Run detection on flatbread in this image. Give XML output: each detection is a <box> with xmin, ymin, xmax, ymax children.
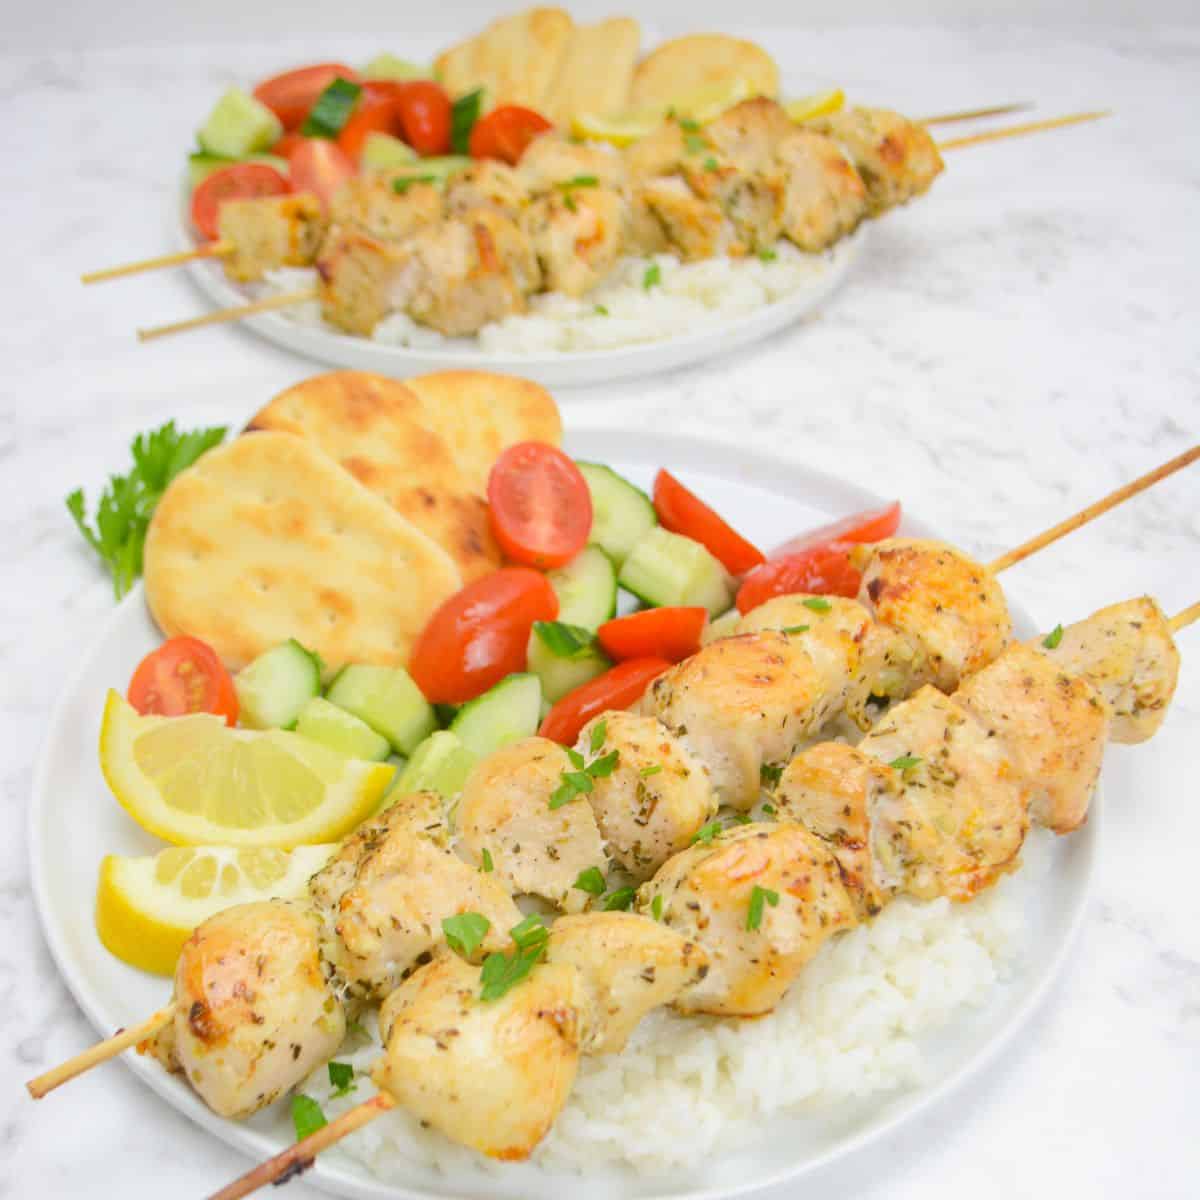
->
<box><xmin>436</xmin><ymin>7</ymin><xmax>574</xmax><ymax>110</ymax></box>
<box><xmin>247</xmin><ymin>372</ymin><xmax>502</xmax><ymax>582</ymax></box>
<box><xmin>630</xmin><ymin>34</ymin><xmax>779</xmax><ymax>110</ymax></box>
<box><xmin>143</xmin><ymin>432</ymin><xmax>462</xmax><ymax>672</ymax></box>
<box><xmin>542</xmin><ymin>17</ymin><xmax>640</xmax><ymax>124</ymax></box>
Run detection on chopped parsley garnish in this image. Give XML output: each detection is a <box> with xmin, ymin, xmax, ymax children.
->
<box><xmin>1042</xmin><ymin>624</ymin><xmax>1064</xmax><ymax>649</ymax></box>
<box><xmin>563</xmin><ymin>192</ymin><xmax>577</xmax><ymax>211</ymax></box>
<box><xmin>889</xmin><ymin>754</ymin><xmax>923</xmax><ymax>771</ymax></box>
<box><xmin>479</xmin><ymin>847</ymin><xmax>494</xmax><ymax>873</ymax></box>
<box><xmin>550</xmin><ymin>734</ymin><xmax>620</xmax><ymax>809</ymax></box>
<box><xmin>442</xmin><ymin>912</ymin><xmax>491</xmax><ymax>959</ymax></box>
<box><xmin>802</xmin><ymin>597</ymin><xmax>832</xmax><ymax>612</ymax></box>
<box><xmin>594</xmin><ymin>304</ymin><xmax>609</xmax><ymax>316</ymax></box>
<box><xmin>691</xmin><ymin>820</ymin><xmax>723</xmax><ymax>845</ymax></box>
<box><xmin>574</xmin><ymin>866</ymin><xmax>606</xmax><ymax>896</ymax></box>
<box><xmin>757</xmin><ymin>247</ymin><xmax>778</xmax><ymax>262</ymax></box>
<box><xmin>703</xmin><ymin>156</ymin><xmax>719</xmax><ymax>172</ymax></box>
<box><xmin>651</xmin><ymin>893</ymin><xmax>664</xmax><ymax>921</ymax></box>
<box><xmin>327</xmin><ymin>1061</ymin><xmax>356</xmax><ymax>1098</ymax></box>
<box><xmin>450</xmin><ymin>88</ymin><xmax>484</xmax><ymax>154</ymax></box>
<box><xmin>557</xmin><ymin>174</ymin><xmax>599</xmax><ymax>191</ymax></box>
<box><xmin>291</xmin><ymin>1094</ymin><xmax>327</xmax><ymax>1141</ymax></box>
<box><xmin>301</xmin><ymin>77</ymin><xmax>362</xmax><ymax>138</ymax></box>
<box><xmin>601</xmin><ymin>886</ymin><xmax>636</xmax><ymax>911</ymax></box>
<box><xmin>761</xmin><ymin>802</ymin><xmax>776</xmax><ymax>815</ymax></box>
<box><xmin>534</xmin><ymin>620</ymin><xmax>596</xmax><ymax>658</ymax></box>
<box><xmin>761</xmin><ymin>763</ymin><xmax>783</xmax><ymax>788</ymax></box>
<box><xmin>510</xmin><ymin>914</ymin><xmax>550</xmax><ymax>950</ymax></box>
<box><xmin>746</xmin><ymin>885</ymin><xmax>780</xmax><ymax>931</ymax></box>
<box><xmin>392</xmin><ymin>174</ymin><xmax>438</xmax><ymax>193</ymax></box>
<box><xmin>781</xmin><ymin>624</ymin><xmax>809</xmax><ymax>635</ymax></box>
<box><xmin>684</xmin><ymin>133</ymin><xmax>708</xmax><ymax>154</ymax></box>
<box><xmin>479</xmin><ymin>916</ymin><xmax>549</xmax><ymax>1002</ymax></box>
<box><xmin>639</xmin><ymin>764</ymin><xmax>663</xmax><ymax>778</ymax></box>
<box><xmin>589</xmin><ymin>749</ymin><xmax>620</xmax><ymax>777</ymax></box>
<box><xmin>678</xmin><ymin>116</ymin><xmax>701</xmax><ymax>132</ymax></box>
<box><xmin>732</xmin><ymin>812</ymin><xmax>752</xmax><ymax>825</ymax></box>
<box><xmin>590</xmin><ymin>719</ymin><xmax>609</xmax><ymax>754</ymax></box>
<box><xmin>643</xmin><ymin>263</ymin><xmax>662</xmax><ymax>290</ymax></box>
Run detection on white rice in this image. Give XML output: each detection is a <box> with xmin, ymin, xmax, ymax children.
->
<box><xmin>301</xmin><ymin>829</ymin><xmax>1052</xmax><ymax>1181</ymax></box>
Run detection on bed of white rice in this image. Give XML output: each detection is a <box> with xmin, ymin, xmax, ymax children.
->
<box><xmin>300</xmin><ymin>828</ymin><xmax>1051</xmax><ymax>1182</ymax></box>
<box><xmin>258</xmin><ymin>238</ymin><xmax>843</xmax><ymax>356</ymax></box>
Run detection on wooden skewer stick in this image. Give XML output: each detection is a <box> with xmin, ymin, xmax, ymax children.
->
<box><xmin>137</xmin><ymin>287</ymin><xmax>319</xmax><ymax>343</ymax></box>
<box><xmin>208</xmin><ymin>1092</ymin><xmax>398</xmax><ymax>1200</ymax></box>
<box><xmin>938</xmin><ymin>110</ymin><xmax>1110</xmax><ymax>152</ymax></box>
<box><xmin>920</xmin><ymin>101</ymin><xmax>1031</xmax><ymax>126</ymax></box>
<box><xmin>81</xmin><ymin>241</ymin><xmax>233</xmax><ymax>285</ymax></box>
<box><xmin>988</xmin><ymin>444</ymin><xmax>1200</xmax><ymax>574</ymax></box>
<box><xmin>1169</xmin><ymin>602</ymin><xmax>1200</xmax><ymax>635</ymax></box>
<box><xmin>25</xmin><ymin>1003</ymin><xmax>175</xmax><ymax>1099</ymax></box>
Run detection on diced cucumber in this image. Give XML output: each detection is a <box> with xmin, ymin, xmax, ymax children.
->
<box><xmin>576</xmin><ymin>462</ymin><xmax>658</xmax><ymax>568</ymax></box>
<box><xmin>450</xmin><ymin>673</ymin><xmax>542</xmax><ymax>759</ymax></box>
<box><xmin>360</xmin><ymin>132</ymin><xmax>418</xmax><ymax>172</ymax></box>
<box><xmin>234</xmin><ymin>640</ymin><xmax>321</xmax><ymax>730</ymax></box>
<box><xmin>547</xmin><ymin>546</ymin><xmax>617</xmax><ymax>630</ymax></box>
<box><xmin>325</xmin><ymin>664</ymin><xmax>436</xmax><ymax>754</ymax></box>
<box><xmin>396</xmin><ymin>731</ymin><xmax>478</xmax><ymax>797</ymax></box>
<box><xmin>387</xmin><ymin>156</ymin><xmax>472</xmax><ymax>189</ymax></box>
<box><xmin>187</xmin><ymin>152</ymin><xmax>288</xmax><ymax>189</ymax></box>
<box><xmin>527</xmin><ymin>622</ymin><xmax>612</xmax><ymax>703</ymax></box>
<box><xmin>619</xmin><ymin>527</ymin><xmax>734</xmax><ymax>617</ymax></box>
<box><xmin>701</xmin><ymin>608</ymin><xmax>743</xmax><ymax>645</ymax></box>
<box><xmin>197</xmin><ymin>87</ymin><xmax>283</xmax><ymax>158</ymax></box>
<box><xmin>363</xmin><ymin>53</ymin><xmax>433</xmax><ymax>81</ymax></box>
<box><xmin>294</xmin><ymin>697</ymin><xmax>391</xmax><ymax>761</ymax></box>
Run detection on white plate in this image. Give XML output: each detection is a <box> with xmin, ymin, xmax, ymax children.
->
<box><xmin>31</xmin><ymin>427</ymin><xmax>1095</xmax><ymax>1200</ymax></box>
<box><xmin>176</xmin><ymin>204</ymin><xmax>865</xmax><ymax>388</ymax></box>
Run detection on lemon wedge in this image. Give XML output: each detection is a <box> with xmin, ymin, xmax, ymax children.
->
<box><xmin>678</xmin><ymin>75</ymin><xmax>754</xmax><ymax>123</ymax></box>
<box><xmin>96</xmin><ymin>844</ymin><xmax>336</xmax><ymax>975</ymax></box>
<box><xmin>573</xmin><ymin>77</ymin><xmax>757</xmax><ymax>147</ymax></box>
<box><xmin>99</xmin><ymin>691</ymin><xmax>394</xmax><ymax>847</ymax></box>
<box><xmin>784</xmin><ymin>88</ymin><xmax>846</xmax><ymax>123</ymax></box>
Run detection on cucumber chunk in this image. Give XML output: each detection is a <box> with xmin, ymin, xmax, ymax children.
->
<box><xmin>547</xmin><ymin>546</ymin><xmax>617</xmax><ymax>630</ymax></box>
<box><xmin>450</xmin><ymin>673</ymin><xmax>542</xmax><ymax>759</ymax></box>
<box><xmin>619</xmin><ymin>527</ymin><xmax>734</xmax><ymax>617</ymax></box>
<box><xmin>386</xmin><ymin>156</ymin><xmax>472</xmax><ymax>188</ymax></box>
<box><xmin>396</xmin><ymin>730</ymin><xmax>477</xmax><ymax>798</ymax></box>
<box><xmin>234</xmin><ymin>640</ymin><xmax>321</xmax><ymax>730</ymax></box>
<box><xmin>576</xmin><ymin>462</ymin><xmax>658</xmax><ymax>568</ymax></box>
<box><xmin>701</xmin><ymin>608</ymin><xmax>743</xmax><ymax>645</ymax></box>
<box><xmin>527</xmin><ymin>622</ymin><xmax>612</xmax><ymax>703</ymax></box>
<box><xmin>363</xmin><ymin>53</ymin><xmax>433</xmax><ymax>81</ymax></box>
<box><xmin>187</xmin><ymin>152</ymin><xmax>289</xmax><ymax>189</ymax></box>
<box><xmin>294</xmin><ymin>697</ymin><xmax>391</xmax><ymax>761</ymax></box>
<box><xmin>197</xmin><ymin>87</ymin><xmax>283</xmax><ymax>158</ymax></box>
<box><xmin>360</xmin><ymin>132</ymin><xmax>417</xmax><ymax>172</ymax></box>
<box><xmin>325</xmin><ymin>664</ymin><xmax>436</xmax><ymax>754</ymax></box>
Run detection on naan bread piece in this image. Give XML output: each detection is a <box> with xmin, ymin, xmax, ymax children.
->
<box><xmin>542</xmin><ymin>18</ymin><xmax>640</xmax><ymax>125</ymax></box>
<box><xmin>143</xmin><ymin>432</ymin><xmax>462</xmax><ymax>671</ymax></box>
<box><xmin>630</xmin><ymin>34</ymin><xmax>779</xmax><ymax>111</ymax></box>
<box><xmin>248</xmin><ymin>372</ymin><xmax>501</xmax><ymax>582</ymax></box>
<box><xmin>402</xmin><ymin>370</ymin><xmax>562</xmax><ymax>494</ymax></box>
<box><xmin>435</xmin><ymin>8</ymin><xmax>574</xmax><ymax>111</ymax></box>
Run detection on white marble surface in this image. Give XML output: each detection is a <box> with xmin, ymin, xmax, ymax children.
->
<box><xmin>3</xmin><ymin>19</ymin><xmax>1199</xmax><ymax>1200</ymax></box>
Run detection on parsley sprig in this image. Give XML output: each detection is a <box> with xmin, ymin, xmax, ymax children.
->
<box><xmin>746</xmin><ymin>885</ymin><xmax>780</xmax><ymax>931</ymax></box>
<box><xmin>550</xmin><ymin>720</ymin><xmax>619</xmax><ymax>809</ymax></box>
<box><xmin>327</xmin><ymin>1061</ymin><xmax>356</xmax><ymax>1098</ymax></box>
<box><xmin>479</xmin><ymin>915</ymin><xmax>550</xmax><ymax>1002</ymax></box>
<box><xmin>291</xmin><ymin>1094</ymin><xmax>327</xmax><ymax>1141</ymax></box>
<box><xmin>1042</xmin><ymin>624</ymin><xmax>1064</xmax><ymax>649</ymax></box>
<box><xmin>442</xmin><ymin>912</ymin><xmax>491</xmax><ymax>959</ymax></box>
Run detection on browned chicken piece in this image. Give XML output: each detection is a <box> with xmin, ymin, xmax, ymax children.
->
<box><xmin>640</xmin><ymin>823</ymin><xmax>857</xmax><ymax>1016</ymax></box>
<box><xmin>374</xmin><ymin>951</ymin><xmax>585</xmax><ymax>1161</ymax></box>
<box><xmin>151</xmin><ymin>901</ymin><xmax>346</xmax><ymax>1119</ymax></box>
<box><xmin>624</xmin><ymin>120</ymin><xmax>687</xmax><ymax>179</ymax></box>
<box><xmin>310</xmin><ymin>800</ymin><xmax>522</xmax><ymax>1001</ymax></box>
<box><xmin>703</xmin><ymin>98</ymin><xmax>795</xmax><ymax>173</ymax></box>
<box><xmin>374</xmin><ymin>788</ymin><xmax>453</xmax><ymax>847</ymax></box>
<box><xmin>519</xmin><ymin>131</ymin><xmax>630</xmax><ymax>191</ymax></box>
<box><xmin>774</xmin><ymin>128</ymin><xmax>868</xmax><ymax>251</ymax></box>
<box><xmin>682</xmin><ymin>151</ymin><xmax>785</xmax><ymax>255</ymax></box>
<box><xmin>858</xmin><ymin>685</ymin><xmax>1030</xmax><ymax>902</ymax></box>
<box><xmin>1032</xmin><ymin>597</ymin><xmax>1181</xmax><ymax>744</ymax></box>
<box><xmin>327</xmin><ymin>175</ymin><xmax>442</xmax><ymax>242</ymax></box>
<box><xmin>637</xmin><ymin>175</ymin><xmax>732</xmax><ymax>261</ymax></box>
<box><xmin>457</xmin><ymin>737</ymin><xmax>608</xmax><ymax>912</ymax></box>
<box><xmin>546</xmin><ymin>912</ymin><xmax>710</xmax><ymax>1053</ymax></box>
<box><xmin>642</xmin><ymin>631</ymin><xmax>854</xmax><ymax>809</ymax></box>
<box><xmin>854</xmin><ymin>538</ymin><xmax>1012</xmax><ymax>694</ymax></box>
<box><xmin>774</xmin><ymin>743</ymin><xmax>904</xmax><ymax>918</ymax></box>
<box><xmin>444</xmin><ymin>160</ymin><xmax>529</xmax><ymax>219</ymax></box>
<box><xmin>315</xmin><ymin>225</ymin><xmax>406</xmax><ymax>336</ymax></box>
<box><xmin>217</xmin><ymin>193</ymin><xmax>326</xmax><ymax>283</ymax></box>
<box><xmin>809</xmin><ymin>107</ymin><xmax>944</xmax><ymax>214</ymax></box>
<box><xmin>575</xmin><ymin>711</ymin><xmax>716</xmax><ymax>879</ymax></box>
<box><xmin>523</xmin><ymin>184</ymin><xmax>627</xmax><ymax>297</ymax></box>
<box><xmin>958</xmin><ymin>642</ymin><xmax>1109</xmax><ymax>834</ymax></box>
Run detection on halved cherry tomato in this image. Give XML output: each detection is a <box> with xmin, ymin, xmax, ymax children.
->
<box><xmin>488</xmin><ymin>443</ymin><xmax>592</xmax><ymax>569</ymax></box>
<box><xmin>190</xmin><ymin>162</ymin><xmax>289</xmax><ymax>241</ymax></box>
<box><xmin>736</xmin><ymin>541</ymin><xmax>862</xmax><ymax>613</ymax></box>
<box><xmin>271</xmin><ymin>131</ymin><xmax>308</xmax><ymax>159</ymax></box>
<box><xmin>597</xmin><ymin>607</ymin><xmax>707</xmax><ymax>664</ymax></box>
<box><xmin>652</xmin><ymin>469</ymin><xmax>765</xmax><ymax>576</ymax></box>
<box><xmin>127</xmin><ymin>636</ymin><xmax>239</xmax><ymax>726</ymax></box>
<box><xmin>337</xmin><ymin>82</ymin><xmax>407</xmax><ymax>162</ymax></box>
<box><xmin>409</xmin><ymin>568</ymin><xmax>558</xmax><ymax>704</ymax></box>
<box><xmin>539</xmin><ymin>657</ymin><xmax>673</xmax><ymax>745</ymax></box>
<box><xmin>469</xmin><ymin>105</ymin><xmax>553</xmax><ymax>164</ymax></box>
<box><xmin>397</xmin><ymin>81</ymin><xmax>452</xmax><ymax>156</ymax></box>
<box><xmin>253</xmin><ymin>63</ymin><xmax>360</xmax><ymax>130</ymax></box>
<box><xmin>770</xmin><ymin>501</ymin><xmax>901</xmax><ymax>559</ymax></box>
<box><xmin>287</xmin><ymin>138</ymin><xmax>355</xmax><ymax>211</ymax></box>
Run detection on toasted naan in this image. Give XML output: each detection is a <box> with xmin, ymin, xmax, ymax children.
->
<box><xmin>630</xmin><ymin>34</ymin><xmax>779</xmax><ymax>110</ymax></box>
<box><xmin>143</xmin><ymin>432</ymin><xmax>462</xmax><ymax>672</ymax></box>
<box><xmin>248</xmin><ymin>372</ymin><xmax>502</xmax><ymax>582</ymax></box>
<box><xmin>542</xmin><ymin>18</ymin><xmax>640</xmax><ymax>125</ymax></box>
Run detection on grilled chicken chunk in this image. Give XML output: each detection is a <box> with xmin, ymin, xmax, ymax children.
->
<box><xmin>859</xmin><ymin>685</ymin><xmax>1030</xmax><ymax>901</ymax></box>
<box><xmin>524</xmin><ymin>185</ymin><xmax>627</xmax><ymax>297</ymax></box>
<box><xmin>217</xmin><ymin>193</ymin><xmax>326</xmax><ymax>283</ymax></box>
<box><xmin>316</xmin><ymin>226</ymin><xmax>407</xmax><ymax>336</ymax></box>
<box><xmin>1033</xmin><ymin>597</ymin><xmax>1181</xmax><ymax>744</ymax></box>
<box><xmin>444</xmin><ymin>160</ymin><xmax>528</xmax><ymax>219</ymax></box>
<box><xmin>641</xmin><ymin>823</ymin><xmax>857</xmax><ymax>1016</ymax></box>
<box><xmin>519</xmin><ymin>132</ymin><xmax>629</xmax><ymax>192</ymax></box>
<box><xmin>703</xmin><ymin>98</ymin><xmax>795</xmax><ymax>172</ymax></box>
<box><xmin>158</xmin><ymin>901</ymin><xmax>345</xmax><ymax>1119</ymax></box>
<box><xmin>374</xmin><ymin>951</ymin><xmax>585</xmax><ymax>1161</ymax></box>
<box><xmin>575</xmin><ymin>711</ymin><xmax>716</xmax><ymax>879</ymax></box>
<box><xmin>855</xmin><ymin>538</ymin><xmax>1012</xmax><ymax>693</ymax></box>
<box><xmin>546</xmin><ymin>912</ymin><xmax>710</xmax><ymax>1053</ymax></box>
<box><xmin>310</xmin><ymin>801</ymin><xmax>521</xmax><ymax>1001</ymax></box>
<box><xmin>959</xmin><ymin>642</ymin><xmax>1109</xmax><ymax>833</ymax></box>
<box><xmin>774</xmin><ymin>127</ymin><xmax>868</xmax><ymax>251</ymax></box>
<box><xmin>328</xmin><ymin>176</ymin><xmax>442</xmax><ymax>242</ymax></box>
<box><xmin>457</xmin><ymin>737</ymin><xmax>608</xmax><ymax>912</ymax></box>
<box><xmin>637</xmin><ymin>174</ymin><xmax>732</xmax><ymax>261</ymax></box>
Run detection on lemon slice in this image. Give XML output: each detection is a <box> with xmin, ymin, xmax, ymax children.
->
<box><xmin>573</xmin><ymin>77</ymin><xmax>757</xmax><ymax>147</ymax></box>
<box><xmin>100</xmin><ymin>691</ymin><xmax>394</xmax><ymax>847</ymax></box>
<box><xmin>678</xmin><ymin>75</ymin><xmax>754</xmax><ymax>123</ymax></box>
<box><xmin>96</xmin><ymin>844</ymin><xmax>336</xmax><ymax>975</ymax></box>
<box><xmin>784</xmin><ymin>88</ymin><xmax>846</xmax><ymax>123</ymax></box>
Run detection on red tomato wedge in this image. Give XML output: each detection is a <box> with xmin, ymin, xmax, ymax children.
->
<box><xmin>271</xmin><ymin>130</ymin><xmax>308</xmax><ymax>159</ymax></box>
<box><xmin>127</xmin><ymin>637</ymin><xmax>239</xmax><ymax>726</ymax></box>
<box><xmin>539</xmin><ymin>657</ymin><xmax>673</xmax><ymax>745</ymax></box>
<box><xmin>287</xmin><ymin>138</ymin><xmax>355</xmax><ymax>211</ymax></box>
<box><xmin>652</xmin><ymin>469</ymin><xmax>765</xmax><ymax>575</ymax></box>
<box><xmin>409</xmin><ymin>568</ymin><xmax>558</xmax><ymax>704</ymax></box>
<box><xmin>190</xmin><ymin>162</ymin><xmax>289</xmax><ymax>241</ymax></box>
<box><xmin>336</xmin><ymin>86</ymin><xmax>406</xmax><ymax>162</ymax></box>
<box><xmin>396</xmin><ymin>81</ymin><xmax>453</xmax><ymax>156</ymax></box>
<box><xmin>736</xmin><ymin>541</ymin><xmax>863</xmax><ymax>612</ymax></box>
<box><xmin>770</xmin><ymin>501</ymin><xmax>901</xmax><ymax>558</ymax></box>
<box><xmin>597</xmin><ymin>607</ymin><xmax>707</xmax><ymax>664</ymax></box>
<box><xmin>469</xmin><ymin>105</ymin><xmax>554</xmax><ymax>163</ymax></box>
<box><xmin>253</xmin><ymin>63</ymin><xmax>360</xmax><ymax>130</ymax></box>
<box><xmin>488</xmin><ymin>443</ymin><xmax>593</xmax><ymax>569</ymax></box>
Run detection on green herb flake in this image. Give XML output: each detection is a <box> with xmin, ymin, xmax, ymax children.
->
<box><xmin>574</xmin><ymin>866</ymin><xmax>606</xmax><ymax>896</ymax></box>
<box><xmin>761</xmin><ymin>802</ymin><xmax>776</xmax><ymax>815</ymax></box>
<box><xmin>761</xmin><ymin>763</ymin><xmax>783</xmax><ymax>788</ymax></box>
<box><xmin>889</xmin><ymin>754</ymin><xmax>923</xmax><ymax>771</ymax></box>
<box><xmin>535</xmin><ymin>620</ymin><xmax>595</xmax><ymax>659</ymax></box>
<box><xmin>594</xmin><ymin>304</ymin><xmax>609</xmax><ymax>316</ymax></box>
<box><xmin>327</xmin><ymin>1061</ymin><xmax>356</xmax><ymax>1098</ymax></box>
<box><xmin>451</xmin><ymin>88</ymin><xmax>484</xmax><ymax>154</ymax></box>
<box><xmin>651</xmin><ymin>893</ymin><xmax>664</xmax><ymax>921</ymax></box>
<box><xmin>588</xmin><ymin>749</ymin><xmax>620</xmax><ymax>778</ymax></box>
<box><xmin>563</xmin><ymin>192</ymin><xmax>577</xmax><ymax>212</ymax></box>
<box><xmin>556</xmin><ymin>174</ymin><xmax>599</xmax><ymax>191</ymax></box>
<box><xmin>392</xmin><ymin>174</ymin><xmax>438</xmax><ymax>194</ymax></box>
<box><xmin>780</xmin><ymin>624</ymin><xmax>809</xmax><ymax>635</ymax></box>
<box><xmin>566</xmin><ymin>747</ymin><xmax>586</xmax><ymax>769</ymax></box>
<box><xmin>291</xmin><ymin>1094</ymin><xmax>327</xmax><ymax>1141</ymax></box>
<box><xmin>802</xmin><ymin>597</ymin><xmax>833</xmax><ymax>612</ymax></box>
<box><xmin>479</xmin><ymin>943</ymin><xmax>544</xmax><ymax>1002</ymax></box>
<box><xmin>746</xmin><ymin>885</ymin><xmax>780</xmax><ymax>931</ymax></box>
<box><xmin>732</xmin><ymin>813</ymin><xmax>752</xmax><ymax>825</ymax></box>
<box><xmin>691</xmin><ymin>820</ymin><xmax>722</xmax><ymax>845</ymax></box>
<box><xmin>703</xmin><ymin>156</ymin><xmax>719</xmax><ymax>172</ymax></box>
<box><xmin>643</xmin><ymin>263</ymin><xmax>662</xmax><ymax>290</ymax></box>
<box><xmin>684</xmin><ymin>133</ymin><xmax>708</xmax><ymax>154</ymax></box>
<box><xmin>1042</xmin><ymin>624</ymin><xmax>1064</xmax><ymax>649</ymax></box>
<box><xmin>602</xmin><ymin>886</ymin><xmax>636</xmax><ymax>911</ymax></box>
<box><xmin>640</xmin><ymin>764</ymin><xmax>663</xmax><ymax>778</ymax></box>
<box><xmin>442</xmin><ymin>911</ymin><xmax>491</xmax><ymax>959</ymax></box>
<box><xmin>301</xmin><ymin>77</ymin><xmax>363</xmax><ymax>138</ymax></box>
<box><xmin>510</xmin><ymin>914</ymin><xmax>550</xmax><ymax>951</ymax></box>
<box><xmin>677</xmin><ymin>116</ymin><xmax>701</xmax><ymax>132</ymax></box>
<box><xmin>479</xmin><ymin>847</ymin><xmax>494</xmax><ymax>873</ymax></box>
<box><xmin>589</xmin><ymin>719</ymin><xmax>608</xmax><ymax>754</ymax></box>
<box><xmin>757</xmin><ymin>247</ymin><xmax>778</xmax><ymax>262</ymax></box>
